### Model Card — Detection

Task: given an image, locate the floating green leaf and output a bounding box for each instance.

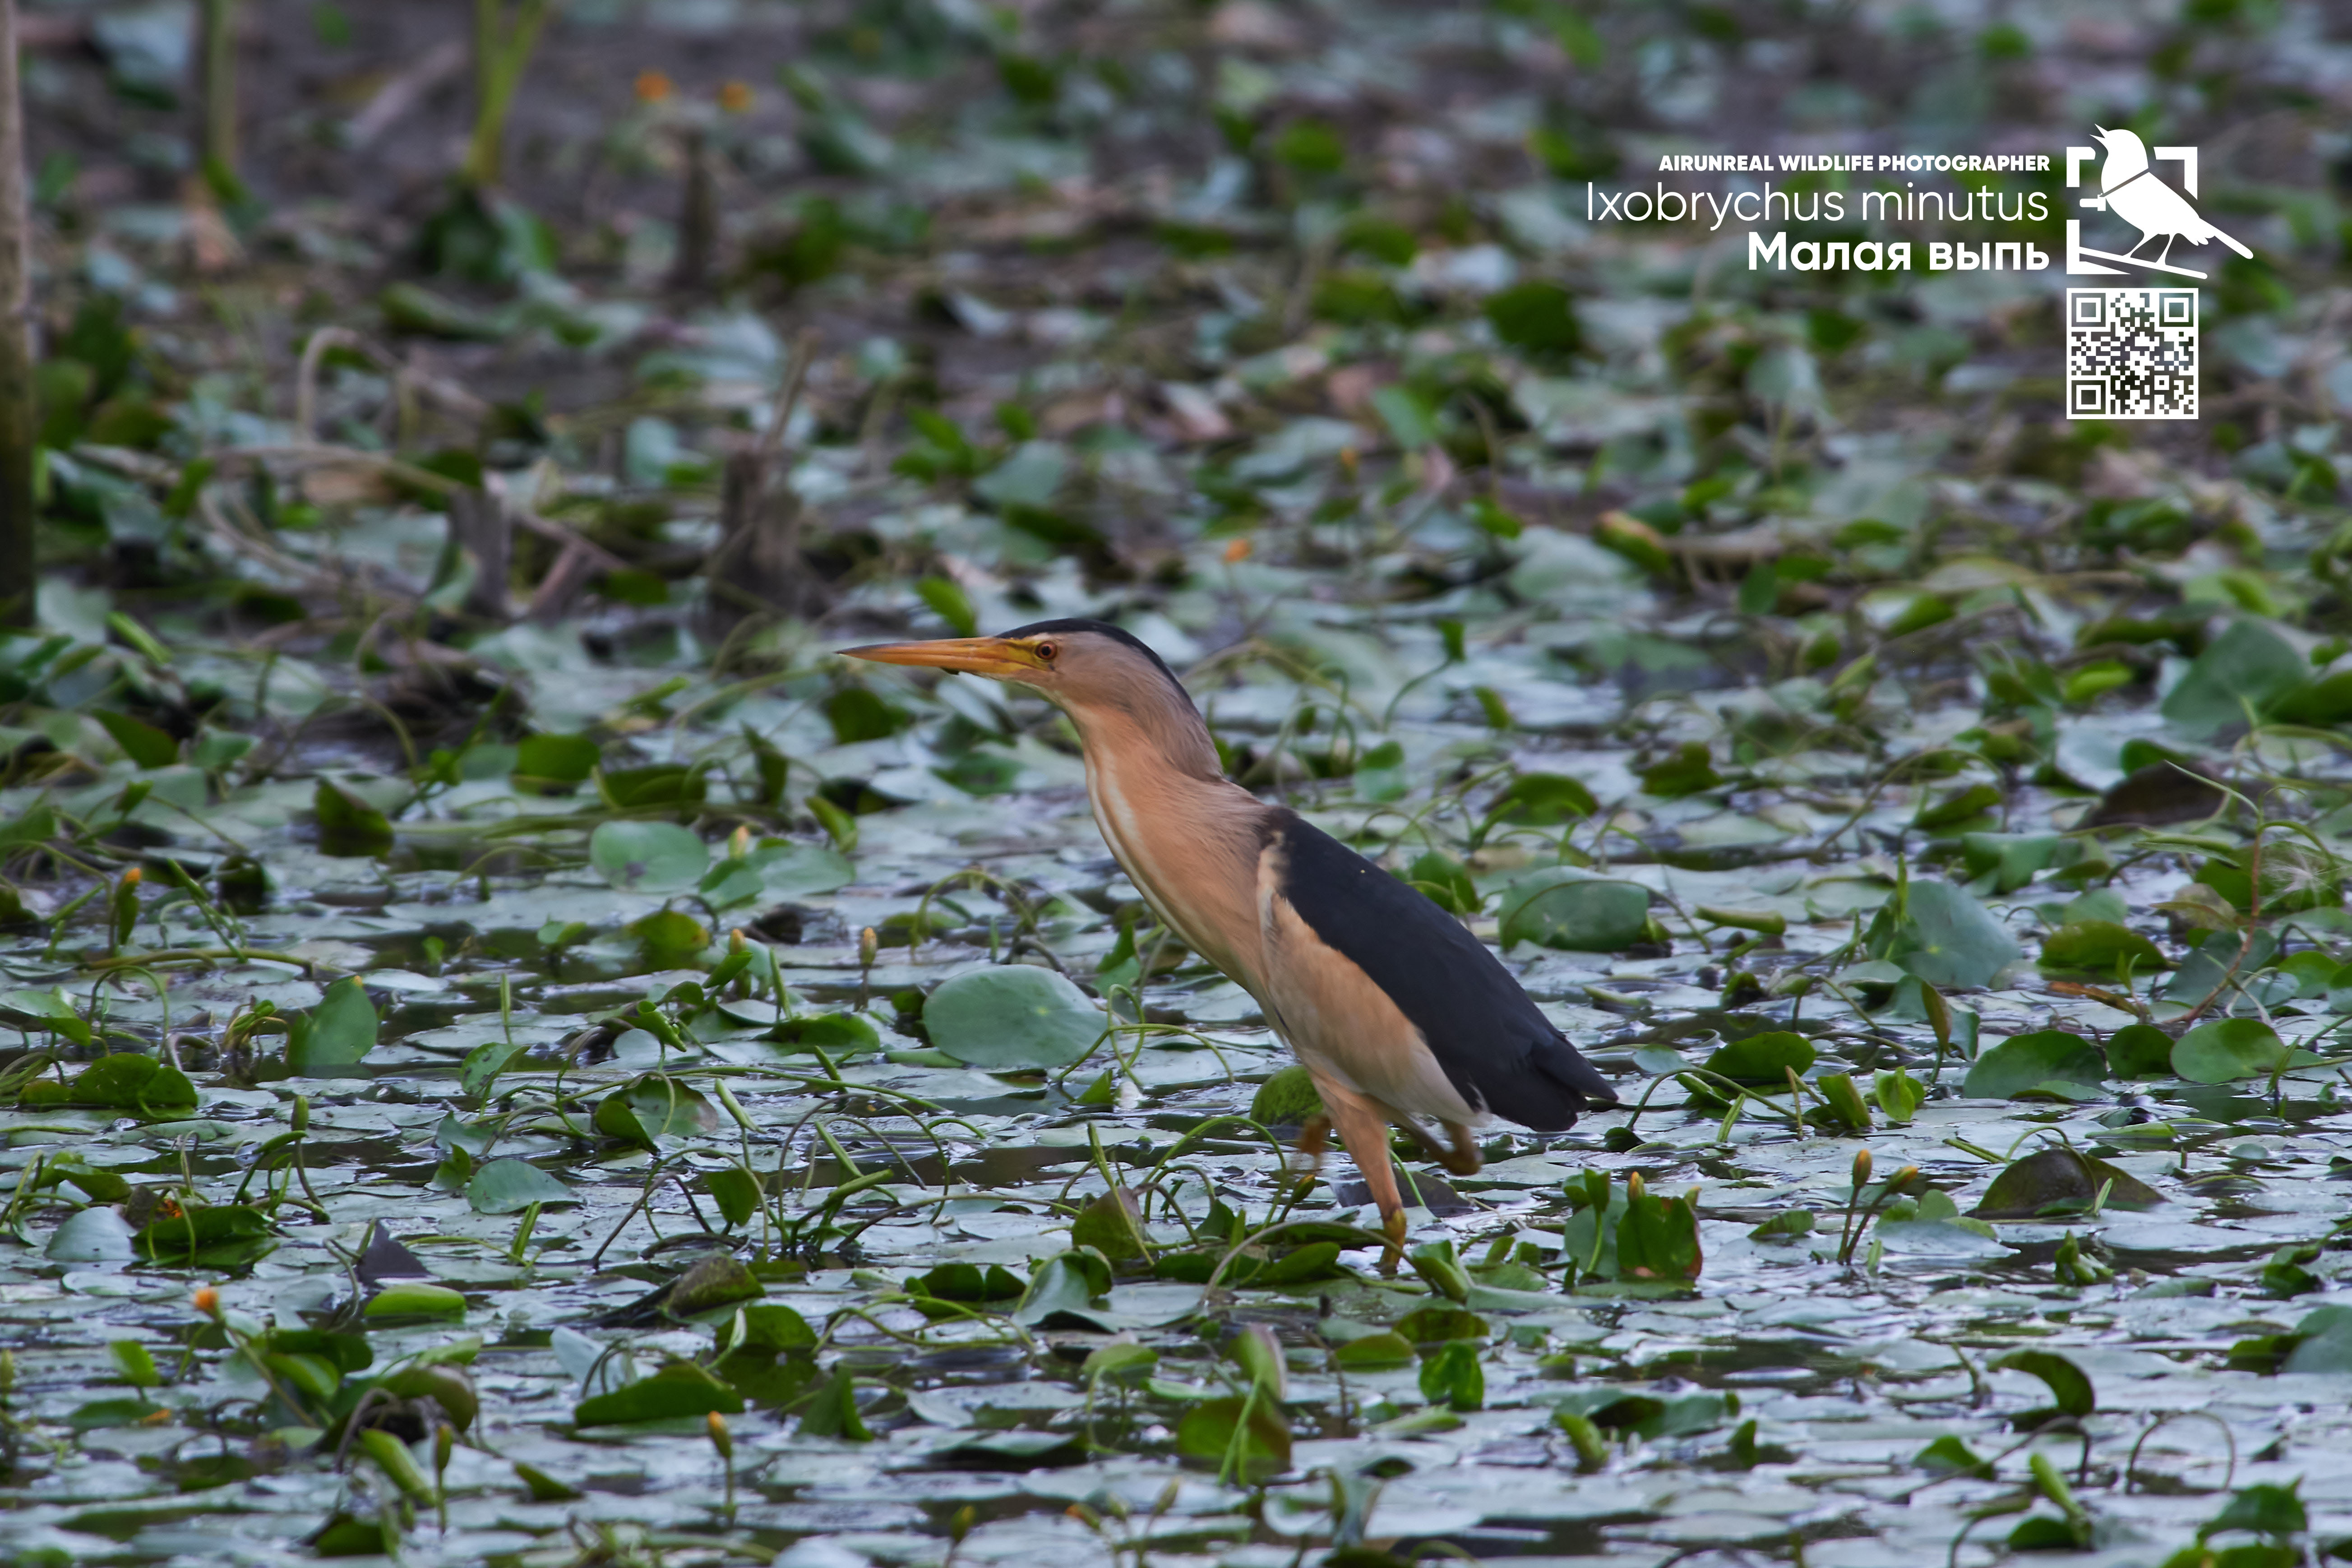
[286,977,377,1072]
[2161,620,2308,738]
[1973,1147,2163,1219]
[314,781,394,857]
[923,966,1106,1070]
[2038,920,2167,975]
[1498,872,1650,952]
[467,1158,572,1215]
[2174,1018,2293,1084]
[1960,1029,2105,1100]
[1867,878,2020,990]
[1701,1031,1815,1085]
[590,819,710,893]
[94,709,178,768]
[1991,1348,2094,1420]
[574,1360,744,1427]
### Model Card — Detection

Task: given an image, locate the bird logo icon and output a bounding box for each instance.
[2066,130,2250,279]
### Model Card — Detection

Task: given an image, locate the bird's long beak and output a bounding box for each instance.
[840,637,1042,678]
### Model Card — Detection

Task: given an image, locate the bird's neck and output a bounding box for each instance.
[1067,701,1271,989]
[1063,687,1224,783]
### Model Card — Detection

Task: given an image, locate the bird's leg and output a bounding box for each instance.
[2157,232,2177,267]
[1320,1090,1408,1273]
[1288,1114,1330,1193]
[1437,1121,1484,1178]
[1396,1118,1485,1178]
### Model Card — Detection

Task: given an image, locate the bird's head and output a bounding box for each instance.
[2093,126,2148,162]
[843,618,1200,729]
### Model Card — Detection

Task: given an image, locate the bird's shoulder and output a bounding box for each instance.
[1257,810,1524,998]
[1257,808,1616,1121]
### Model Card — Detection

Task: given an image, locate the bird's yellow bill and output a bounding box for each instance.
[840,637,1042,677]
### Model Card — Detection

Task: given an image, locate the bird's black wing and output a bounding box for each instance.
[1268,811,1617,1128]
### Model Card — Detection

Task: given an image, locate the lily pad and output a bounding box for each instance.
[590,820,710,893]
[2172,1018,2294,1084]
[923,966,1106,1070]
[1972,1147,2163,1218]
[315,781,394,858]
[286,977,378,1072]
[1701,1031,1815,1085]
[1499,871,1651,952]
[1960,1030,2106,1100]
[467,1158,572,1215]
[2160,620,2308,739]
[1868,879,2019,990]
[2038,921,2168,975]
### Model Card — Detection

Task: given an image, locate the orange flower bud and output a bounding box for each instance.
[191,1286,219,1318]
[636,70,673,104]
[121,866,143,887]
[1222,537,1252,564]
[718,80,754,114]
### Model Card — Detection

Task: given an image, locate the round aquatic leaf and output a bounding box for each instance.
[2107,1023,2176,1078]
[467,1157,573,1215]
[1960,1030,2105,1100]
[1990,1348,2094,1418]
[1486,772,1598,826]
[751,843,855,899]
[286,977,378,1073]
[513,733,601,788]
[1878,879,2020,990]
[574,1362,744,1428]
[1972,1147,2163,1219]
[590,820,710,893]
[1248,1065,1325,1126]
[314,780,394,858]
[1701,1031,1815,1086]
[2161,620,2307,739]
[2173,1018,2290,1084]
[46,1206,134,1263]
[365,1283,467,1320]
[1174,1396,1291,1482]
[1499,873,1650,952]
[2038,921,2167,975]
[924,966,1107,1070]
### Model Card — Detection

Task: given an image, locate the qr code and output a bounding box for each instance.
[2066,288,2198,420]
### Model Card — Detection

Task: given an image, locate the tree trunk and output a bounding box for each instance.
[0,0,34,629]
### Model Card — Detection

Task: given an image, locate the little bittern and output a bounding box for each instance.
[844,620,1617,1260]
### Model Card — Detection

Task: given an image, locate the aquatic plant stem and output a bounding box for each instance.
[463,0,557,190]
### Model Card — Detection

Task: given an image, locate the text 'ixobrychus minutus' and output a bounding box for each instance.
[844,620,1618,1261]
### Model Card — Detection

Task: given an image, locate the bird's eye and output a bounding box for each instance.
[1034,642,1057,662]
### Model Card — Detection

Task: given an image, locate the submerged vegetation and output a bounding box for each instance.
[0,0,2349,1563]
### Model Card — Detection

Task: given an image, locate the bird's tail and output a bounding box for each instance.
[2214,226,2253,259]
